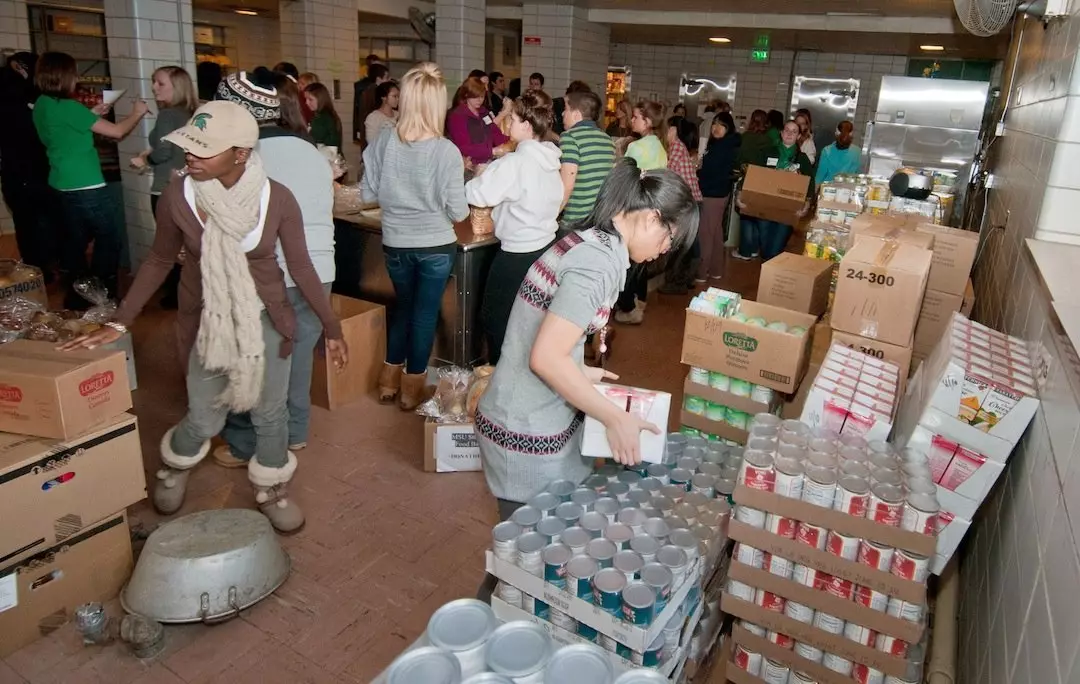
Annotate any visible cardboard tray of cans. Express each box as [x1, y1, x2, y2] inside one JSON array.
[[681, 374, 783, 446], [485, 550, 703, 653], [725, 623, 912, 684], [489, 594, 703, 680]]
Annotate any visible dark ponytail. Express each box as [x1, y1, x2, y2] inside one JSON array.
[[572, 159, 699, 253]]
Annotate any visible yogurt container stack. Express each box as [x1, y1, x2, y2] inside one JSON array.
[[722, 415, 937, 684]]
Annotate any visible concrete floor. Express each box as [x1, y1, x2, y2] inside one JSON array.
[[0, 243, 776, 684]]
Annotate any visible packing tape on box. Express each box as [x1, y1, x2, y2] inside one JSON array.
[[871, 238, 901, 268]]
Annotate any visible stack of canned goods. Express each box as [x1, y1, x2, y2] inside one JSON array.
[[489, 472, 726, 666], [663, 432, 743, 504], [384, 599, 673, 684], [732, 637, 919, 684]]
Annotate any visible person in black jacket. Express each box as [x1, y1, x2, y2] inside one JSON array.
[[0, 52, 55, 278], [695, 111, 740, 282]]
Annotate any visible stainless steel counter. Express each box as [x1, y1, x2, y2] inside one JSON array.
[[333, 210, 499, 368]]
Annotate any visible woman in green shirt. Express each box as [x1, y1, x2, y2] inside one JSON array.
[[32, 52, 148, 307], [303, 82, 342, 149]]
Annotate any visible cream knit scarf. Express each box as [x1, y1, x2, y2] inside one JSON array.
[[192, 151, 268, 412]]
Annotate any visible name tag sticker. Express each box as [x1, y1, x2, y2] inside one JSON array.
[[767, 157, 779, 167]]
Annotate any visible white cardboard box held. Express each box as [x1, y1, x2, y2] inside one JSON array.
[[485, 550, 700, 652], [582, 384, 672, 464]]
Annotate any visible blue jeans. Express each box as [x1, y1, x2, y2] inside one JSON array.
[[222, 284, 331, 458], [384, 245, 456, 375], [758, 220, 793, 261], [56, 185, 123, 298]]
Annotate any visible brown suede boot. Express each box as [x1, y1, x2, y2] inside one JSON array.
[[399, 372, 431, 412], [378, 363, 403, 404]]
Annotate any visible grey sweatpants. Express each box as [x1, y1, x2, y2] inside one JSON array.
[[170, 312, 292, 469]]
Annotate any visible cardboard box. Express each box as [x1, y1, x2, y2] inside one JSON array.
[[931, 511, 971, 575], [310, 296, 386, 410], [849, 218, 936, 252], [486, 550, 701, 652], [757, 253, 836, 317], [915, 224, 979, 296], [423, 419, 481, 473], [681, 301, 817, 394], [904, 425, 1005, 519], [0, 341, 132, 440], [103, 332, 137, 391], [0, 414, 145, 566], [829, 329, 913, 387], [849, 213, 922, 236], [913, 284, 975, 358], [0, 513, 132, 657], [831, 237, 932, 347], [583, 384, 672, 463], [740, 165, 810, 226]]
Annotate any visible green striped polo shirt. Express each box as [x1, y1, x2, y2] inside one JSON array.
[[560, 119, 616, 223]]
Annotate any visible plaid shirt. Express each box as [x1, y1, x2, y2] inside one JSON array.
[[667, 139, 703, 201]]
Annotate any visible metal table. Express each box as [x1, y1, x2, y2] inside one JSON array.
[[333, 209, 500, 368]]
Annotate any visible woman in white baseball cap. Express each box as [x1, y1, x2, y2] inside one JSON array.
[[62, 100, 348, 534]]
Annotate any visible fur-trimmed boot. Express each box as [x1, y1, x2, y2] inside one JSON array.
[[154, 426, 209, 515], [249, 453, 304, 534], [399, 371, 431, 412], [378, 363, 404, 404]]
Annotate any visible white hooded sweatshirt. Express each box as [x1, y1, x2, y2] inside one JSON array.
[[465, 139, 563, 253]]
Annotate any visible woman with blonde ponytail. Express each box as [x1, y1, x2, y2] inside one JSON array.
[[61, 100, 348, 534]]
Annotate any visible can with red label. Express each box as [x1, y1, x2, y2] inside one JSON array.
[[858, 540, 895, 572], [812, 610, 845, 635], [740, 620, 766, 638], [734, 542, 764, 569], [901, 491, 940, 535], [727, 578, 755, 602], [822, 652, 853, 676], [774, 454, 805, 500], [789, 672, 817, 684], [794, 641, 824, 663], [834, 475, 871, 517], [761, 658, 791, 684], [868, 483, 904, 527], [826, 529, 860, 561], [733, 644, 762, 675], [793, 563, 827, 590], [875, 633, 909, 658], [796, 521, 828, 550], [870, 467, 904, 488], [801, 463, 838, 509], [853, 663, 886, 684], [766, 629, 794, 650], [854, 584, 889, 612], [841, 460, 872, 480], [887, 596, 926, 623], [844, 621, 877, 647], [754, 587, 786, 613], [785, 599, 815, 624], [890, 548, 930, 583], [762, 552, 794, 579], [823, 574, 854, 600], [734, 504, 767, 529], [739, 449, 776, 492], [765, 512, 797, 539]]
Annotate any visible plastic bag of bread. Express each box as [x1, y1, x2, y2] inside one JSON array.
[[416, 366, 474, 423], [0, 296, 44, 344], [466, 365, 495, 419], [73, 277, 118, 324], [470, 205, 494, 235], [0, 258, 47, 306]]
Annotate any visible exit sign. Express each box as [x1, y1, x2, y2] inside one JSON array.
[[751, 49, 770, 63]]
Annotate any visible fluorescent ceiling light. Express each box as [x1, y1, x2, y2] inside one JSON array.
[[234, 8, 258, 15], [709, 37, 731, 43], [920, 44, 945, 51]]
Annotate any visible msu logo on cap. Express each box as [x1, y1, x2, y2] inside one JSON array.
[[192, 113, 211, 131]]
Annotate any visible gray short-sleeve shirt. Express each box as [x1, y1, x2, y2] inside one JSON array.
[[476, 228, 630, 502]]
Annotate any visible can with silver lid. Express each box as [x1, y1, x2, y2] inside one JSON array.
[[603, 522, 634, 551], [834, 475, 871, 517], [826, 529, 860, 561], [727, 577, 755, 602], [631, 631, 665, 668], [646, 463, 670, 483], [628, 489, 653, 508], [663, 514, 689, 532], [426, 598, 496, 678], [669, 528, 699, 564], [659, 484, 686, 502], [887, 595, 925, 623], [492, 521, 522, 562], [584, 474, 609, 492], [462, 673, 514, 684], [630, 534, 661, 563], [656, 544, 689, 587], [870, 467, 903, 488], [890, 548, 930, 583], [618, 470, 643, 487], [795, 521, 827, 551], [733, 644, 762, 675], [790, 670, 818, 684], [593, 497, 621, 524], [555, 502, 584, 527], [592, 567, 627, 615], [598, 632, 632, 659], [536, 517, 567, 544], [571, 488, 599, 512], [738, 449, 776, 491], [621, 580, 656, 625], [613, 549, 645, 581], [905, 476, 935, 497], [841, 460, 872, 480], [639, 477, 662, 495], [845, 620, 877, 647], [528, 492, 560, 518], [542, 543, 573, 589], [773, 453, 805, 500], [561, 526, 591, 557], [901, 491, 940, 535], [785, 599, 814, 624], [740, 619, 765, 637], [496, 581, 521, 608], [793, 640, 823, 663], [858, 539, 895, 572], [823, 652, 853, 676], [613, 668, 667, 683], [485, 621, 551, 683], [765, 512, 797, 540], [640, 562, 673, 611], [652, 495, 675, 515], [543, 644, 613, 684], [548, 479, 576, 501], [511, 505, 542, 532], [669, 468, 693, 491], [580, 511, 610, 539], [802, 463, 838, 508], [868, 483, 905, 527], [547, 607, 577, 631], [617, 507, 647, 535], [690, 473, 716, 498], [762, 657, 790, 684], [606, 481, 631, 502], [565, 554, 600, 602], [672, 502, 698, 526], [586, 537, 618, 568], [840, 433, 868, 452], [516, 531, 547, 575], [683, 491, 711, 511], [386, 646, 462, 684]]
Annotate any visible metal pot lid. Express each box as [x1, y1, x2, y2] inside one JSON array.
[[386, 646, 461, 684], [426, 599, 495, 652]]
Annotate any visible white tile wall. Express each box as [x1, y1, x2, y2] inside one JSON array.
[[0, 0, 30, 236], [521, 3, 609, 97], [610, 43, 908, 142], [959, 9, 1080, 684], [192, 9, 280, 73]]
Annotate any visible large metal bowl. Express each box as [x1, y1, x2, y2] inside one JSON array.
[[121, 509, 291, 623]]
